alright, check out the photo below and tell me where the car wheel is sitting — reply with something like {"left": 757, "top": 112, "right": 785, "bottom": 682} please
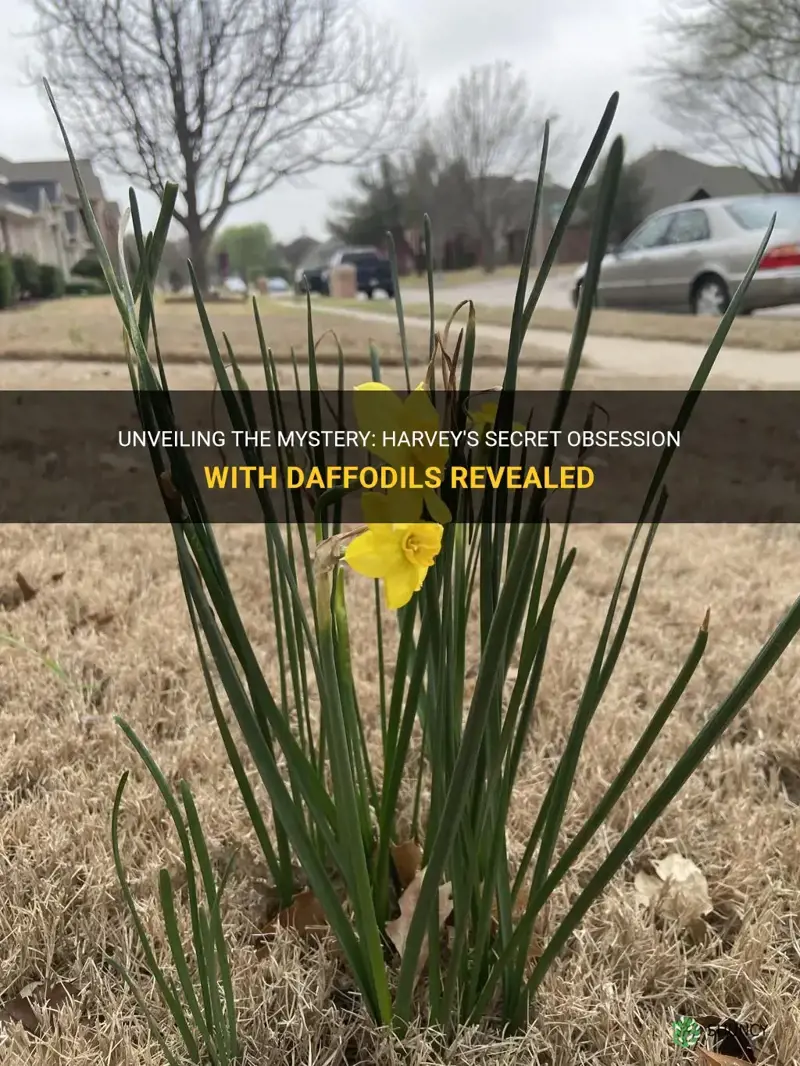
{"left": 692, "top": 275, "right": 729, "bottom": 316}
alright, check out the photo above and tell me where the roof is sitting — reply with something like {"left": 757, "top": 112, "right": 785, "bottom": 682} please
{"left": 0, "top": 156, "right": 104, "bottom": 200}
{"left": 636, "top": 149, "right": 772, "bottom": 215}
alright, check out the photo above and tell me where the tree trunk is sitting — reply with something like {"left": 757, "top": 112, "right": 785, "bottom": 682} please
{"left": 186, "top": 220, "right": 210, "bottom": 294}
{"left": 480, "top": 222, "right": 497, "bottom": 273}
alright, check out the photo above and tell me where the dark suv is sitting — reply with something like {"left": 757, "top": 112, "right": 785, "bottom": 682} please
{"left": 295, "top": 246, "right": 394, "bottom": 298}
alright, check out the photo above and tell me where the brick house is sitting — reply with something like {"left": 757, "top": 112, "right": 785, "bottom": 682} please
{"left": 422, "top": 151, "right": 773, "bottom": 272}
{"left": 0, "top": 155, "right": 119, "bottom": 272}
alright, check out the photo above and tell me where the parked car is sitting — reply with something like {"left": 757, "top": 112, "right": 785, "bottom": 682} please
{"left": 223, "top": 275, "right": 248, "bottom": 295}
{"left": 571, "top": 194, "right": 800, "bottom": 315}
{"left": 294, "top": 245, "right": 394, "bottom": 298}
{"left": 266, "top": 276, "right": 290, "bottom": 294}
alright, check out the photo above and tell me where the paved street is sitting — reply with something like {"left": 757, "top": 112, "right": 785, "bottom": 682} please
{"left": 398, "top": 271, "right": 575, "bottom": 309}
{"left": 312, "top": 303, "right": 800, "bottom": 390}
{"left": 396, "top": 268, "right": 800, "bottom": 317}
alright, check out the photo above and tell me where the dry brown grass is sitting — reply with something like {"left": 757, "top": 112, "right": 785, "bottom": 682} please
{"left": 0, "top": 296, "right": 566, "bottom": 369}
{"left": 325, "top": 298, "right": 800, "bottom": 352}
{"left": 0, "top": 354, "right": 798, "bottom": 1064}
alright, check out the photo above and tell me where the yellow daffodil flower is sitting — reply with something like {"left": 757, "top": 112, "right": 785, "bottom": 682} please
{"left": 353, "top": 381, "right": 451, "bottom": 523}
{"left": 344, "top": 520, "right": 444, "bottom": 610}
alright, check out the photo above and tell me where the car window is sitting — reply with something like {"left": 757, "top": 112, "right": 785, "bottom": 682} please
{"left": 724, "top": 196, "right": 800, "bottom": 231}
{"left": 342, "top": 252, "right": 380, "bottom": 266}
{"left": 665, "top": 208, "right": 710, "bottom": 245}
{"left": 622, "top": 214, "right": 673, "bottom": 252}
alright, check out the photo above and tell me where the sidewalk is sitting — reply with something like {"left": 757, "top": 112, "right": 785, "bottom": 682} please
{"left": 307, "top": 305, "right": 800, "bottom": 390}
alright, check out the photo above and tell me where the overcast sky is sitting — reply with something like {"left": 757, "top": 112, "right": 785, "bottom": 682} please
{"left": 1, "top": 0, "right": 680, "bottom": 243}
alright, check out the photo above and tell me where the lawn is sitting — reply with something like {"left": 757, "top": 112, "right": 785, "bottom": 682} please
{"left": 422, "top": 263, "right": 576, "bottom": 287}
{"left": 0, "top": 295, "right": 568, "bottom": 370}
{"left": 0, "top": 302, "right": 798, "bottom": 1065}
{"left": 1, "top": 504, "right": 798, "bottom": 1064}
{"left": 321, "top": 297, "right": 800, "bottom": 352}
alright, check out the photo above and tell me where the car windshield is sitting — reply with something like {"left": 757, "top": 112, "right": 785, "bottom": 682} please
{"left": 342, "top": 252, "right": 380, "bottom": 265}
{"left": 724, "top": 196, "right": 800, "bottom": 231}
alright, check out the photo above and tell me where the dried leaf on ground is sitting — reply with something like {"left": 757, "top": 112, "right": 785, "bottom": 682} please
{"left": 70, "top": 607, "right": 117, "bottom": 633}
{"left": 0, "top": 980, "right": 81, "bottom": 1035}
{"left": 386, "top": 868, "right": 453, "bottom": 977}
{"left": 0, "top": 572, "right": 38, "bottom": 611}
{"left": 391, "top": 840, "right": 423, "bottom": 888}
{"left": 263, "top": 889, "right": 329, "bottom": 941}
{"left": 634, "top": 853, "right": 712, "bottom": 930}
{"left": 696, "top": 1049, "right": 753, "bottom": 1066}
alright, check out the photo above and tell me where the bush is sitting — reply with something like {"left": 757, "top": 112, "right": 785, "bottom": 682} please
{"left": 65, "top": 277, "right": 107, "bottom": 296}
{"left": 71, "top": 254, "right": 104, "bottom": 280}
{"left": 0, "top": 254, "right": 17, "bottom": 309}
{"left": 39, "top": 263, "right": 66, "bottom": 299}
{"left": 72, "top": 254, "right": 110, "bottom": 292}
{"left": 12, "top": 254, "right": 40, "bottom": 299}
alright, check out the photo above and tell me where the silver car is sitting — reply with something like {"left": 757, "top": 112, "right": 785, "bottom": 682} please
{"left": 572, "top": 194, "right": 800, "bottom": 314}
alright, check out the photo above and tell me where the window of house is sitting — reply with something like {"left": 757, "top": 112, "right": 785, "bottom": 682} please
{"left": 665, "top": 208, "right": 711, "bottom": 244}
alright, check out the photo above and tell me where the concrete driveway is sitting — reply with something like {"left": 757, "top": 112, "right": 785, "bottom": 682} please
{"left": 398, "top": 271, "right": 574, "bottom": 310}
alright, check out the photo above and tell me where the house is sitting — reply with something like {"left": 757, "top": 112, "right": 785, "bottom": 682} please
{"left": 419, "top": 177, "right": 593, "bottom": 270}
{"left": 634, "top": 149, "right": 771, "bottom": 218}
{"left": 0, "top": 181, "right": 68, "bottom": 272}
{"left": 0, "top": 155, "right": 119, "bottom": 273}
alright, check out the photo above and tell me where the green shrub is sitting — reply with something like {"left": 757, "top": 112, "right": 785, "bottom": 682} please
{"left": 12, "top": 254, "right": 41, "bottom": 299}
{"left": 72, "top": 254, "right": 110, "bottom": 292}
{"left": 0, "top": 254, "right": 17, "bottom": 309}
{"left": 65, "top": 277, "right": 106, "bottom": 296}
{"left": 72, "top": 253, "right": 104, "bottom": 279}
{"left": 39, "top": 263, "right": 66, "bottom": 299}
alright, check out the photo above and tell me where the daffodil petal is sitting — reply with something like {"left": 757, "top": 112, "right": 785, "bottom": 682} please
{"left": 384, "top": 564, "right": 425, "bottom": 610}
{"left": 424, "top": 488, "right": 452, "bottom": 525}
{"left": 353, "top": 387, "right": 415, "bottom": 467}
{"left": 343, "top": 528, "right": 402, "bottom": 579}
{"left": 360, "top": 492, "right": 393, "bottom": 525}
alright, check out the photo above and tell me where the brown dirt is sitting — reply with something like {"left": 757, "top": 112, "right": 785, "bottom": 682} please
{"left": 0, "top": 311, "right": 798, "bottom": 1064}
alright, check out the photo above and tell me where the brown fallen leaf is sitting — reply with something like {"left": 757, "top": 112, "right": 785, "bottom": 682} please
{"left": 634, "top": 853, "right": 712, "bottom": 931}
{"left": 0, "top": 980, "right": 80, "bottom": 1035}
{"left": 0, "top": 572, "right": 38, "bottom": 611}
{"left": 391, "top": 840, "right": 423, "bottom": 889}
{"left": 15, "top": 573, "right": 37, "bottom": 602}
{"left": 263, "top": 889, "right": 328, "bottom": 940}
{"left": 696, "top": 1049, "right": 752, "bottom": 1066}
{"left": 386, "top": 868, "right": 453, "bottom": 979}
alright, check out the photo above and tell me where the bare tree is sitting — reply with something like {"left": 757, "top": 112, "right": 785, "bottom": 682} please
{"left": 436, "top": 61, "right": 556, "bottom": 272}
{"left": 29, "top": 0, "right": 418, "bottom": 290}
{"left": 650, "top": 0, "right": 800, "bottom": 190}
